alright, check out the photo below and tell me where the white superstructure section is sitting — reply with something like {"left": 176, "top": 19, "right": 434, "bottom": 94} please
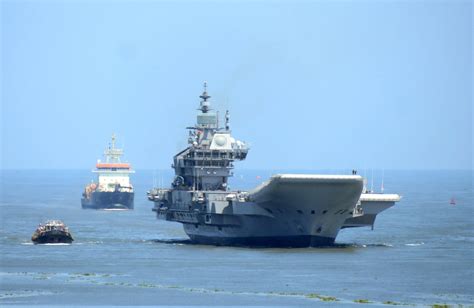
{"left": 97, "top": 173, "right": 133, "bottom": 192}
{"left": 86, "top": 134, "right": 134, "bottom": 194}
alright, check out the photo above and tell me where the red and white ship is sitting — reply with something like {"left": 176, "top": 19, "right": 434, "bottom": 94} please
{"left": 81, "top": 134, "right": 135, "bottom": 210}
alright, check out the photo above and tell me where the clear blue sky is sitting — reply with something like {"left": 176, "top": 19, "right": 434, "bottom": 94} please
{"left": 1, "top": 0, "right": 472, "bottom": 170}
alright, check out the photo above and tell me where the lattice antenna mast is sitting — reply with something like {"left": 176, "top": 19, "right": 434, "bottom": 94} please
{"left": 104, "top": 133, "right": 123, "bottom": 163}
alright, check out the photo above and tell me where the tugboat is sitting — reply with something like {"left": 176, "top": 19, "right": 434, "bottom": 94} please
{"left": 31, "top": 220, "right": 73, "bottom": 244}
{"left": 147, "top": 83, "right": 365, "bottom": 247}
{"left": 81, "top": 134, "right": 135, "bottom": 210}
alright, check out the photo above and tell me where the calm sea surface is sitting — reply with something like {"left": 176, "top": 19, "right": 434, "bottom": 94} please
{"left": 0, "top": 169, "right": 472, "bottom": 306}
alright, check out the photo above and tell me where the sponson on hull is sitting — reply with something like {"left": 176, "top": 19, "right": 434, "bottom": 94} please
{"left": 82, "top": 134, "right": 135, "bottom": 210}
{"left": 147, "top": 83, "right": 366, "bottom": 247}
{"left": 343, "top": 192, "right": 401, "bottom": 229}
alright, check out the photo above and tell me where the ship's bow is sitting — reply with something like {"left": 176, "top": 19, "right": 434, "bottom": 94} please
{"left": 247, "top": 174, "right": 364, "bottom": 245}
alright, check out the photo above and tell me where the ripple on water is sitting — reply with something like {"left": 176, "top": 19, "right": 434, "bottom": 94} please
{"left": 21, "top": 242, "right": 72, "bottom": 246}
{"left": 0, "top": 290, "right": 56, "bottom": 299}
{"left": 325, "top": 242, "right": 394, "bottom": 249}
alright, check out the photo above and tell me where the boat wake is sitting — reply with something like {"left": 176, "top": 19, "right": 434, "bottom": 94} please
{"left": 21, "top": 242, "right": 71, "bottom": 246}
{"left": 102, "top": 208, "right": 130, "bottom": 211}
{"left": 330, "top": 243, "right": 393, "bottom": 249}
{"left": 405, "top": 242, "right": 424, "bottom": 246}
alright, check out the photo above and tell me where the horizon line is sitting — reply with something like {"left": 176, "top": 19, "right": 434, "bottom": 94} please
{"left": 1, "top": 168, "right": 473, "bottom": 172}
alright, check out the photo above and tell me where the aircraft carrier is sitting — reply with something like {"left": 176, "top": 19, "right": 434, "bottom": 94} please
{"left": 147, "top": 83, "right": 400, "bottom": 247}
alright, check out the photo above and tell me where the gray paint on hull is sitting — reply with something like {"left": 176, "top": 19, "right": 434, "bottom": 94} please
{"left": 173, "top": 175, "right": 364, "bottom": 247}
{"left": 155, "top": 175, "right": 363, "bottom": 247}
{"left": 342, "top": 214, "right": 377, "bottom": 228}
{"left": 342, "top": 198, "right": 397, "bottom": 228}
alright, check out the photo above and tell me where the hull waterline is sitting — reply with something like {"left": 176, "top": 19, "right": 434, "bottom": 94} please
{"left": 82, "top": 191, "right": 134, "bottom": 210}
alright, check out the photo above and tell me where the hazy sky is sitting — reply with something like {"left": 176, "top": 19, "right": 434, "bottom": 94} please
{"left": 1, "top": 0, "right": 472, "bottom": 170}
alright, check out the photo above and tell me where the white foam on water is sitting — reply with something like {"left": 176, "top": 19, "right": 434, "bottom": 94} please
{"left": 102, "top": 208, "right": 129, "bottom": 211}
{"left": 73, "top": 241, "right": 103, "bottom": 245}
{"left": 405, "top": 242, "right": 425, "bottom": 246}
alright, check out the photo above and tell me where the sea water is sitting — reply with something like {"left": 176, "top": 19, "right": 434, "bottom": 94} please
{"left": 0, "top": 169, "right": 472, "bottom": 306}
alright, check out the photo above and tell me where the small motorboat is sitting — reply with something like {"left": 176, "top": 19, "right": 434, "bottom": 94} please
{"left": 31, "top": 220, "right": 74, "bottom": 244}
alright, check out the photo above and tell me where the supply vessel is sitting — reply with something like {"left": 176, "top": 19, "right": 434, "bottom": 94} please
{"left": 82, "top": 134, "right": 134, "bottom": 210}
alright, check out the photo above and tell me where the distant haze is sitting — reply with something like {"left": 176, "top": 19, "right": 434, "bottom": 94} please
{"left": 1, "top": 1, "right": 472, "bottom": 170}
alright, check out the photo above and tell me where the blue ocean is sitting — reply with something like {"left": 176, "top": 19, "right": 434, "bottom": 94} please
{"left": 0, "top": 169, "right": 472, "bottom": 306}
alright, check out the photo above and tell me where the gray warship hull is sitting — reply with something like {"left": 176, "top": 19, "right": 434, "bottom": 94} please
{"left": 82, "top": 191, "right": 134, "bottom": 210}
{"left": 183, "top": 221, "right": 337, "bottom": 247}
{"left": 148, "top": 83, "right": 399, "bottom": 247}
{"left": 153, "top": 174, "right": 364, "bottom": 247}
{"left": 187, "top": 232, "right": 334, "bottom": 247}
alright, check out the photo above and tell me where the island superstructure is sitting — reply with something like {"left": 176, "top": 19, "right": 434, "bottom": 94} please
{"left": 147, "top": 83, "right": 368, "bottom": 247}
{"left": 82, "top": 134, "right": 135, "bottom": 210}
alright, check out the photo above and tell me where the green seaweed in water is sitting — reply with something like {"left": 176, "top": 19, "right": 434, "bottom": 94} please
{"left": 306, "top": 293, "right": 338, "bottom": 301}
{"left": 138, "top": 283, "right": 156, "bottom": 288}
{"left": 383, "top": 301, "right": 401, "bottom": 305}
{"left": 354, "top": 299, "right": 371, "bottom": 304}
